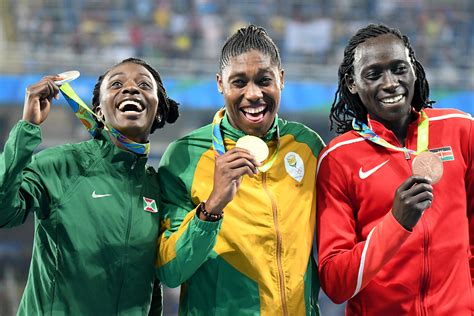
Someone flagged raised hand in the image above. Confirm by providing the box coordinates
[205,147,260,216]
[22,75,63,125]
[391,176,433,231]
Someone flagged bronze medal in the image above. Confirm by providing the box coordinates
[411,151,444,184]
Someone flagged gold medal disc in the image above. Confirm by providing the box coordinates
[235,135,269,163]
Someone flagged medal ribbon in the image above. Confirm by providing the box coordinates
[211,108,279,172]
[352,110,429,154]
[59,83,150,155]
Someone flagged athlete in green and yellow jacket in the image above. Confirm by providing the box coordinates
[0,58,179,315]
[156,25,324,315]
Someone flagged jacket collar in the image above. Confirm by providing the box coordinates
[93,129,148,173]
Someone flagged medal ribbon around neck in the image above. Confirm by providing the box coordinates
[211,108,279,172]
[352,110,429,154]
[59,83,150,156]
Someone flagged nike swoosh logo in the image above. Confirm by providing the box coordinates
[92,191,112,199]
[359,160,389,179]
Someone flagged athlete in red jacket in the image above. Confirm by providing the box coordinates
[316,24,473,315]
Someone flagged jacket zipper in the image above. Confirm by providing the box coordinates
[116,158,137,312]
[420,218,430,316]
[263,173,288,316]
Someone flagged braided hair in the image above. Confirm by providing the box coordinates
[92,57,179,133]
[329,24,434,134]
[218,25,281,72]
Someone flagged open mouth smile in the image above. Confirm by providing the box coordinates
[241,105,267,123]
[379,95,404,104]
[118,100,145,113]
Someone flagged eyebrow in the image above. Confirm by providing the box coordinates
[228,67,274,79]
[108,72,153,81]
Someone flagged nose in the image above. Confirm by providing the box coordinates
[244,82,263,102]
[381,71,399,91]
[122,80,139,95]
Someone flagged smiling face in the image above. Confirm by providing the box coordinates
[97,62,159,143]
[217,49,284,137]
[347,34,416,128]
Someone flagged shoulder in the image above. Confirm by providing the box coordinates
[279,118,325,155]
[425,108,472,122]
[317,131,365,164]
[160,124,213,170]
[32,139,98,172]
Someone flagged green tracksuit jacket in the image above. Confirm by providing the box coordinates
[0,121,161,315]
[157,115,324,315]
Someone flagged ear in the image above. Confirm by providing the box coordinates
[345,73,357,95]
[279,69,285,90]
[216,73,223,94]
[95,106,105,121]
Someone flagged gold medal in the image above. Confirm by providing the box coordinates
[412,151,444,184]
[235,135,269,163]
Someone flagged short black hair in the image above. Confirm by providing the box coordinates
[329,24,434,134]
[92,57,179,133]
[218,25,281,72]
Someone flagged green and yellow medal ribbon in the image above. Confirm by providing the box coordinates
[211,108,279,172]
[59,83,150,155]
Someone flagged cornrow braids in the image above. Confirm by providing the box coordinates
[218,24,281,73]
[329,24,434,134]
[92,57,179,134]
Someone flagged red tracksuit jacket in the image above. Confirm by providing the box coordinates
[316,108,473,315]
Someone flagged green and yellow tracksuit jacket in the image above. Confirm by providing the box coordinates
[0,121,161,315]
[157,115,324,315]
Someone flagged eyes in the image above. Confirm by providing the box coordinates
[109,79,153,90]
[363,63,410,81]
[231,76,273,88]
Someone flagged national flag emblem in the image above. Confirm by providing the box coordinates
[430,146,454,162]
[143,197,158,213]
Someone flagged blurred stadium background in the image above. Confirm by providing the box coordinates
[0,0,472,315]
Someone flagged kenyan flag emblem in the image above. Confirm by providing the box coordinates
[143,197,158,213]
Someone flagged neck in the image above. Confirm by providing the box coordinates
[384,116,411,147]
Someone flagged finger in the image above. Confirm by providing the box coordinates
[398,176,431,192]
[225,157,259,174]
[230,165,256,179]
[220,149,260,167]
[407,182,433,196]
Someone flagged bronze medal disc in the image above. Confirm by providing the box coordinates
[411,151,444,184]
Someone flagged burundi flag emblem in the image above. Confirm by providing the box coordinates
[143,197,158,213]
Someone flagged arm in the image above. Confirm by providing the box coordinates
[0,76,61,227]
[467,117,474,283]
[156,144,258,287]
[316,154,432,303]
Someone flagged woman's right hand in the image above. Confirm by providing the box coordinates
[22,76,63,125]
[391,175,433,231]
[205,147,260,216]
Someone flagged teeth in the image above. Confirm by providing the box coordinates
[242,106,265,114]
[380,95,403,104]
[118,100,143,112]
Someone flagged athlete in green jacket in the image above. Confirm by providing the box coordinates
[156,25,324,315]
[0,58,178,315]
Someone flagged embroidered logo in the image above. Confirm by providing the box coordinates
[359,160,389,179]
[284,152,304,183]
[143,197,158,213]
[429,146,454,161]
[91,191,112,199]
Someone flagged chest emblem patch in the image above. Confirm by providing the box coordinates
[143,197,158,213]
[429,146,454,161]
[284,152,304,182]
